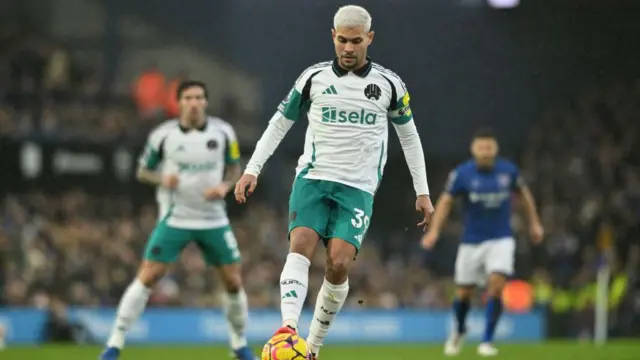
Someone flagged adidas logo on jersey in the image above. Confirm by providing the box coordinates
[281,290,298,299]
[321,107,378,125]
[322,85,338,95]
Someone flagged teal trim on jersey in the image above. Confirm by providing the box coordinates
[375,141,385,192]
[278,88,307,121]
[143,145,161,170]
[298,140,317,177]
[166,187,177,220]
[158,204,174,224]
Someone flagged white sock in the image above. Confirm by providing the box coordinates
[224,289,249,350]
[279,253,310,330]
[307,278,349,355]
[106,279,151,349]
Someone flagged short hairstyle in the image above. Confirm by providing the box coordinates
[176,80,208,100]
[333,5,372,32]
[472,127,497,140]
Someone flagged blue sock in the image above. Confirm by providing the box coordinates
[482,296,503,343]
[452,298,471,334]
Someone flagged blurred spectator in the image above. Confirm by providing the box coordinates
[41,297,94,344]
[9,35,47,96]
[165,71,189,118]
[132,63,166,121]
[0,230,7,305]
[39,103,59,137]
[79,67,102,101]
[43,43,70,94]
[0,106,16,136]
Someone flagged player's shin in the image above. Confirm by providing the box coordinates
[106,279,152,349]
[453,297,471,335]
[482,296,503,343]
[223,288,249,349]
[307,278,349,355]
[279,253,311,330]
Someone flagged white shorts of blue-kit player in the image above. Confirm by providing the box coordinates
[454,237,515,286]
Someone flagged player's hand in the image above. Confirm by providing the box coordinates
[204,182,231,200]
[161,174,179,189]
[416,195,435,232]
[529,222,544,244]
[234,174,258,204]
[421,230,439,250]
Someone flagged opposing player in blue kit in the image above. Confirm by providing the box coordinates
[422,128,544,357]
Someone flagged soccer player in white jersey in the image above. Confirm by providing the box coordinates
[234,5,434,359]
[100,81,257,360]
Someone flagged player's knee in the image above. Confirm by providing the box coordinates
[137,261,168,287]
[456,286,474,300]
[325,242,355,283]
[487,272,507,296]
[326,254,351,283]
[289,227,320,259]
[220,268,243,293]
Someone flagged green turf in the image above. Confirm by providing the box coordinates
[2,342,639,360]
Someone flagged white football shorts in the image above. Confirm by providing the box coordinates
[454,237,515,286]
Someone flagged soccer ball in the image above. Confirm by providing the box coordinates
[261,333,310,360]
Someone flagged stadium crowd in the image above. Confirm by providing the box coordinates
[0,28,141,141]
[1,31,638,338]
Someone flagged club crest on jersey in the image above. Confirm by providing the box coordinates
[364,84,381,100]
[206,139,218,149]
[279,87,296,113]
[498,174,511,188]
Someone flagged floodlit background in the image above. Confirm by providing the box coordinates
[0,0,639,358]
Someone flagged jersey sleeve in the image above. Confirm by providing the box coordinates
[511,164,526,190]
[444,169,465,196]
[220,122,241,165]
[386,75,413,125]
[277,67,321,122]
[138,125,169,170]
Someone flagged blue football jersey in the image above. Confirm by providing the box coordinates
[445,158,524,244]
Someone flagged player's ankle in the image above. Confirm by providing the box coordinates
[307,341,321,356]
[282,320,298,331]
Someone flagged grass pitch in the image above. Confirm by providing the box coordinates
[2,341,639,360]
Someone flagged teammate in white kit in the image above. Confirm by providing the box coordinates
[100,81,257,360]
[422,129,544,357]
[234,5,434,359]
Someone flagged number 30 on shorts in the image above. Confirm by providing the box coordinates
[351,208,370,229]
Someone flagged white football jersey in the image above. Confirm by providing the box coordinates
[277,58,413,195]
[139,117,241,229]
